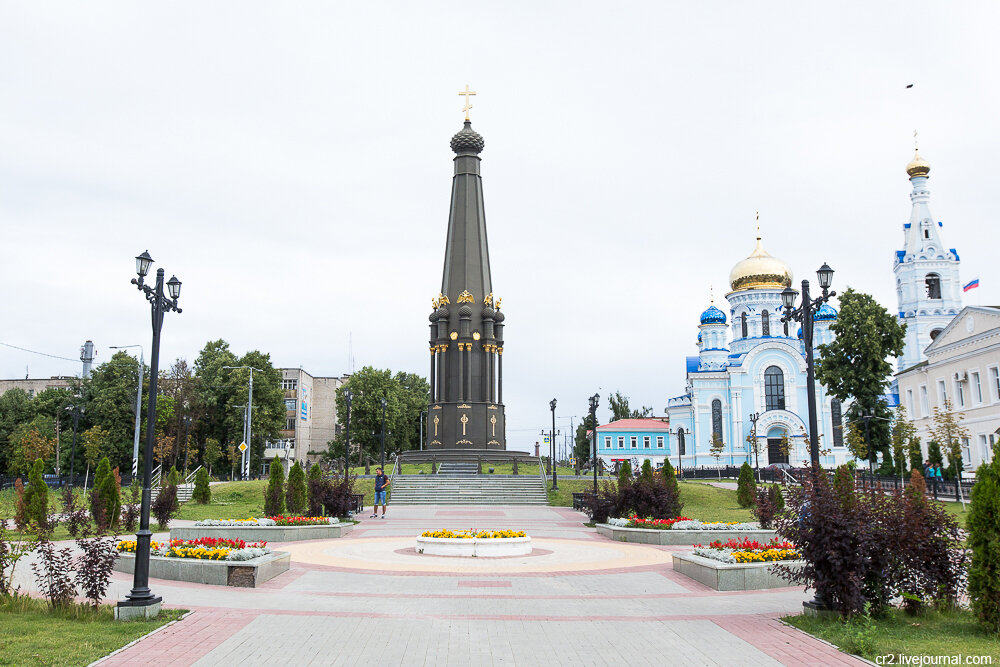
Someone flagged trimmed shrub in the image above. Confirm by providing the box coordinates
[581,481,619,524]
[152,484,179,528]
[90,458,121,533]
[620,470,682,519]
[264,461,286,516]
[307,464,325,516]
[192,467,211,504]
[24,459,50,532]
[617,460,633,487]
[661,459,679,497]
[318,471,356,518]
[968,447,1000,634]
[286,462,307,515]
[121,482,141,533]
[752,485,783,529]
[736,462,756,508]
[167,465,181,487]
[640,459,653,481]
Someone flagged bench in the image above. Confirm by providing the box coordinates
[572,492,594,511]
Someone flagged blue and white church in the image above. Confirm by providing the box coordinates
[666,236,850,468]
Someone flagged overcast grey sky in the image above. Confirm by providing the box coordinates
[1,2,997,452]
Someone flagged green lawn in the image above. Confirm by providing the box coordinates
[0,596,185,667]
[785,608,1000,662]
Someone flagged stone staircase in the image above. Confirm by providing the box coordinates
[389,473,548,505]
[150,484,194,503]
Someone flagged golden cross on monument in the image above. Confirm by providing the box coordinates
[460,413,469,435]
[458,84,476,121]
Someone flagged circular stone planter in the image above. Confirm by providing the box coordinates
[415,536,532,557]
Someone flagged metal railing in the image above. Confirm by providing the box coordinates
[184,465,202,485]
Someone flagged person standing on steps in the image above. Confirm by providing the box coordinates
[371,467,390,519]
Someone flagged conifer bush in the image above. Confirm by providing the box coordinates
[617,460,633,487]
[167,465,181,487]
[736,462,756,508]
[152,483,179,528]
[640,459,653,481]
[89,457,121,533]
[968,447,1000,634]
[24,459,50,532]
[307,463,324,516]
[192,467,211,504]
[264,461,286,516]
[286,461,307,515]
[661,459,679,497]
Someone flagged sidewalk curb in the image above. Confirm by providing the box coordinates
[88,609,194,666]
[777,617,877,666]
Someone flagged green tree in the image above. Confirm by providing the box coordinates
[6,418,56,476]
[737,462,756,508]
[608,391,652,421]
[617,459,633,486]
[930,399,970,482]
[927,440,944,469]
[264,460,286,516]
[640,459,653,481]
[24,458,50,530]
[661,458,679,497]
[307,463,324,513]
[816,288,906,468]
[286,461,307,514]
[80,425,112,491]
[84,351,147,471]
[908,436,923,473]
[91,457,121,532]
[709,433,725,478]
[192,467,211,504]
[968,445,1000,634]
[167,465,181,487]
[890,405,918,477]
[202,437,222,476]
[573,414,598,466]
[0,389,35,466]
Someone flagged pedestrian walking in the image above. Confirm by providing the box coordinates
[371,467,390,519]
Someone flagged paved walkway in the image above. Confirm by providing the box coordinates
[14,506,863,666]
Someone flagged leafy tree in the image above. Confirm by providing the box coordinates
[153,435,174,467]
[908,436,923,474]
[737,462,756,508]
[608,391,652,421]
[890,405,917,477]
[816,288,905,468]
[927,440,945,475]
[202,437,221,476]
[24,459,50,530]
[709,433,725,478]
[930,399,970,482]
[573,414,597,465]
[80,426,112,490]
[7,418,56,475]
[968,445,1000,634]
[0,389,34,466]
[264,461,286,516]
[286,462,307,515]
[84,351,146,470]
[331,367,429,463]
[192,467,211,504]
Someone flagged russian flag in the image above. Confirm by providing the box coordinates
[963,277,980,292]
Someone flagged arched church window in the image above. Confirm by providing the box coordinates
[761,310,770,336]
[677,428,686,456]
[711,400,722,439]
[764,366,785,411]
[741,314,748,338]
[831,399,843,448]
[925,273,941,300]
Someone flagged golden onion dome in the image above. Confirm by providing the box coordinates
[906,150,930,178]
[729,236,793,292]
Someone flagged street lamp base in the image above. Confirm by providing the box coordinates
[115,596,163,621]
[802,597,838,617]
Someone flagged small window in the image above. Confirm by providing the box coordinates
[956,379,965,408]
[643,436,651,449]
[741,314,748,338]
[991,367,1000,401]
[925,273,942,300]
[764,366,785,411]
[285,399,295,411]
[906,389,914,416]
[831,399,843,448]
[630,436,638,449]
[604,436,611,450]
[281,379,298,390]
[711,399,723,437]
[285,418,296,431]
[924,229,929,239]
[937,379,947,405]
[971,372,983,404]
[656,436,664,448]
[761,310,770,336]
[919,385,929,416]
[617,436,624,449]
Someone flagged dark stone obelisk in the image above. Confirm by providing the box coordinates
[426,121,506,450]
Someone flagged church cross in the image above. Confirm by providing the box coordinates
[458,85,477,121]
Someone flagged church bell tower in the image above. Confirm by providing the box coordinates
[426,95,506,450]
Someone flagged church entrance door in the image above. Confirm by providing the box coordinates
[766,438,789,464]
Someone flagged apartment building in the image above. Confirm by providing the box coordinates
[265,368,349,472]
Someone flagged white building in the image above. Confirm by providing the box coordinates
[265,368,349,472]
[896,306,1000,471]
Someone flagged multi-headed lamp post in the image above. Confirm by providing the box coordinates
[588,393,599,496]
[780,262,835,476]
[119,250,181,618]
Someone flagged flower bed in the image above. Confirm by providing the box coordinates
[420,529,526,539]
[117,538,269,561]
[607,516,757,531]
[416,529,531,557]
[692,538,799,564]
[194,516,338,527]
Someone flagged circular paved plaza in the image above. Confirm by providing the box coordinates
[16,505,865,666]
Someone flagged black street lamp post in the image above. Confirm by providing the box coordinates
[780,262,835,477]
[65,404,83,488]
[119,250,181,618]
[588,393,599,496]
[749,412,761,479]
[343,389,353,474]
[550,398,558,491]
[379,397,387,469]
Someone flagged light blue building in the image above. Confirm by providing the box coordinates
[595,418,672,470]
[666,236,850,469]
